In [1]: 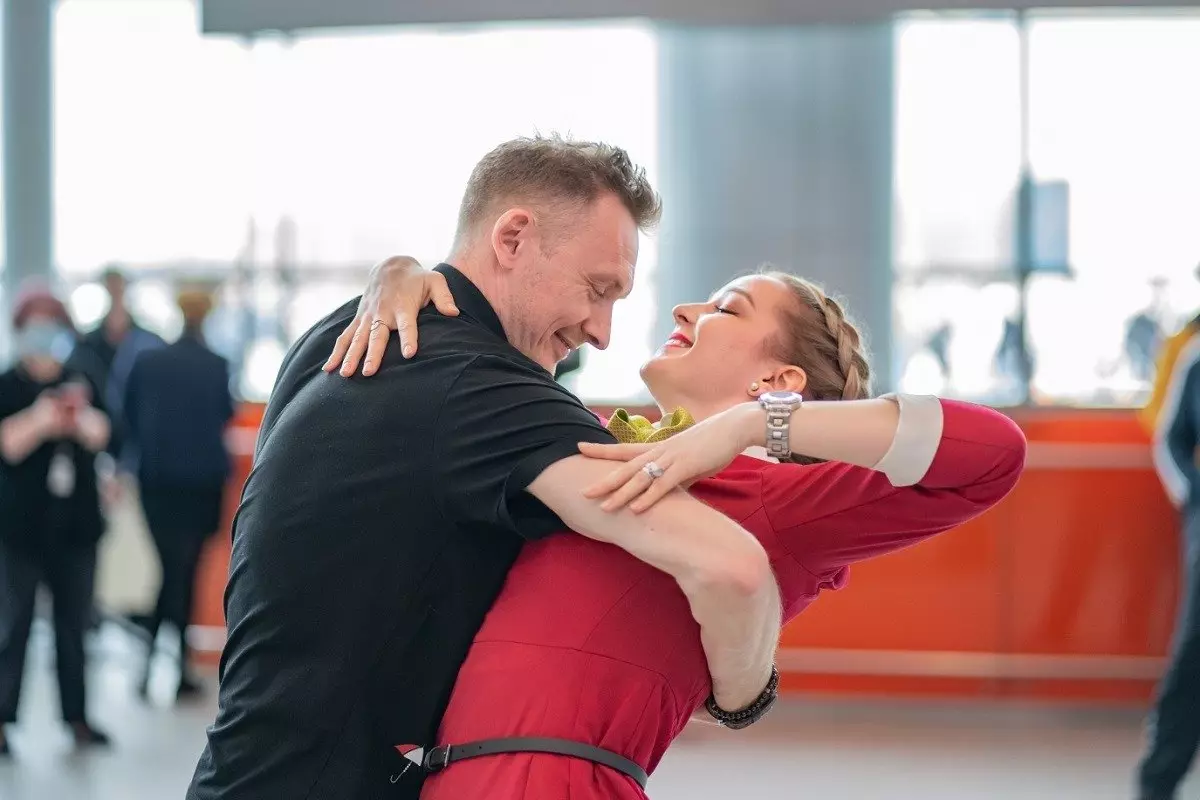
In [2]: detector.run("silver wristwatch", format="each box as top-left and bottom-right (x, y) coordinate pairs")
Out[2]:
(757, 391), (804, 460)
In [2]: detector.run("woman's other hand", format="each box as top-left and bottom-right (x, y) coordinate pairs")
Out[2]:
(578, 404), (761, 513)
(323, 256), (459, 377)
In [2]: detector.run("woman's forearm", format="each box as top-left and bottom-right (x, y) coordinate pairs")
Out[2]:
(733, 393), (941, 486)
(732, 396), (901, 469)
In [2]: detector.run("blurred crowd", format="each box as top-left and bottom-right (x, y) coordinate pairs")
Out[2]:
(0, 271), (234, 756)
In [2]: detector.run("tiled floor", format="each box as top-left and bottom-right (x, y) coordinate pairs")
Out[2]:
(0, 623), (1195, 799)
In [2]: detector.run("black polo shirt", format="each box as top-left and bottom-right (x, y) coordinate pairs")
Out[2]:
(187, 265), (616, 800)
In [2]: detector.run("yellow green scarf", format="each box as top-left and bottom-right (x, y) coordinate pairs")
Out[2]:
(605, 407), (695, 444)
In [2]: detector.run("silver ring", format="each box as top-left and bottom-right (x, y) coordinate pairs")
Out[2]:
(642, 462), (665, 480)
(369, 319), (386, 331)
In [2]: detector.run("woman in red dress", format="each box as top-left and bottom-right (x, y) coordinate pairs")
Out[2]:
(330, 263), (1026, 799)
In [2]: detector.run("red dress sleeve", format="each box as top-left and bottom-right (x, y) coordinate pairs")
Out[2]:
(760, 399), (1026, 582)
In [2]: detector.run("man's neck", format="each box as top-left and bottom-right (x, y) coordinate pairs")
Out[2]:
(446, 250), (509, 329)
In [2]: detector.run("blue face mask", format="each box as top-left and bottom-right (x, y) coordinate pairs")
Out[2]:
(15, 321), (74, 362)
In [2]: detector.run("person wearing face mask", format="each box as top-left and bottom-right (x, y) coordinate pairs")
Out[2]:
(0, 286), (113, 756)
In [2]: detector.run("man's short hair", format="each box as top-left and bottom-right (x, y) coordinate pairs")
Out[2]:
(455, 135), (662, 246)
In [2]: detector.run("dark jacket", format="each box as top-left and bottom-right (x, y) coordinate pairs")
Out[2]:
(123, 335), (235, 488)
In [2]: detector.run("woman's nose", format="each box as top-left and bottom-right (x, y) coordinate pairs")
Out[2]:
(673, 303), (699, 325)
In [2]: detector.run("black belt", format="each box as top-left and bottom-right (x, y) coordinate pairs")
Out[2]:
(423, 736), (649, 789)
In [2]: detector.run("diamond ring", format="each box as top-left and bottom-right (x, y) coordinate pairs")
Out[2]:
(642, 462), (665, 480)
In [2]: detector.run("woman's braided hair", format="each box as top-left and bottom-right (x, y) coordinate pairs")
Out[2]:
(759, 268), (871, 465)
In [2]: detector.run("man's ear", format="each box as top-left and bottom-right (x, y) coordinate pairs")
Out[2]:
(491, 208), (536, 270)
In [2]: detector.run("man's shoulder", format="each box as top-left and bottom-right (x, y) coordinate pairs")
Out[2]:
(174, 339), (228, 367)
(130, 341), (183, 374)
(377, 310), (551, 382)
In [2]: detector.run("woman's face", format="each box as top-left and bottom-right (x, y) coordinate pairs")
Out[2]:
(640, 275), (801, 416)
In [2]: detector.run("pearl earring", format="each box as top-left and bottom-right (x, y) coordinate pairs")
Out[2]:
(749, 382), (760, 394)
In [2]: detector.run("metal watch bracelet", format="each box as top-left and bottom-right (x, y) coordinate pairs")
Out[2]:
(757, 391), (803, 460)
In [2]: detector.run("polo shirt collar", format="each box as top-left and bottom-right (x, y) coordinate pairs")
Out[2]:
(434, 263), (506, 340)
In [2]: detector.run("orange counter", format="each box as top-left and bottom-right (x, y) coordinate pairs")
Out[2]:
(193, 404), (1180, 705)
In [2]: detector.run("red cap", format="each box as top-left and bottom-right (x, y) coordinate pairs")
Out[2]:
(12, 284), (76, 333)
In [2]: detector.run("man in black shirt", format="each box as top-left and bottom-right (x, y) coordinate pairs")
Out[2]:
(188, 137), (781, 799)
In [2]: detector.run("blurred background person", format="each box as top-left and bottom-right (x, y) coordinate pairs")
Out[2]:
(67, 267), (166, 470)
(1139, 324), (1200, 800)
(0, 285), (113, 755)
(122, 285), (234, 702)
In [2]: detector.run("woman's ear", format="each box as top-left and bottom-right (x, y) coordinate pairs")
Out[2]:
(765, 366), (807, 394)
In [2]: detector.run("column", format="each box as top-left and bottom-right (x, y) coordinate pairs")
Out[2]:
(3, 0), (55, 304)
(654, 24), (896, 390)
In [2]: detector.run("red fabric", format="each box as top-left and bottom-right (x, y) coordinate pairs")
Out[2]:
(421, 400), (1026, 800)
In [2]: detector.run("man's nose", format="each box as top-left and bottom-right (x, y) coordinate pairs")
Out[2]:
(582, 310), (613, 351)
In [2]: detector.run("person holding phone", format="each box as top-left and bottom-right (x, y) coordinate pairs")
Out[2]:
(0, 285), (113, 756)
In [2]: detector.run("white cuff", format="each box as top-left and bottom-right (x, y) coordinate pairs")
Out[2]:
(871, 393), (944, 487)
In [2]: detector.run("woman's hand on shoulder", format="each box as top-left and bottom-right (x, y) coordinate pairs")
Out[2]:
(323, 256), (460, 377)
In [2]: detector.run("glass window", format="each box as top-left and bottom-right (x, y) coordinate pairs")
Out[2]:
(893, 16), (1021, 276)
(1025, 12), (1200, 405)
(261, 23), (660, 403)
(894, 277), (1023, 405)
(53, 6), (660, 402)
(893, 15), (1022, 402)
(895, 11), (1200, 406)
(54, 0), (253, 274)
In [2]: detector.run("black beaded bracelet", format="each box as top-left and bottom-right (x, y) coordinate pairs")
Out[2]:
(704, 666), (780, 730)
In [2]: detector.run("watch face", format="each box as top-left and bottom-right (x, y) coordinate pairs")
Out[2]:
(760, 391), (803, 406)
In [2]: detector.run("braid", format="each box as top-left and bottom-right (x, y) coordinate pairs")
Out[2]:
(812, 291), (869, 401)
(759, 267), (871, 404)
(755, 269), (872, 465)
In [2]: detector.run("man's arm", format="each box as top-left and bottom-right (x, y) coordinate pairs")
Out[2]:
(432, 354), (780, 714)
(528, 455), (781, 713)
(1163, 358), (1200, 504)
